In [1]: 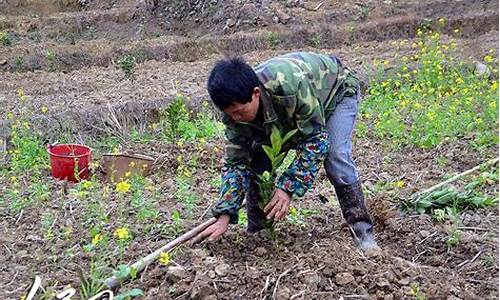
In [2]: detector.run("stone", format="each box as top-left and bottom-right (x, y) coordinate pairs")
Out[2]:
(254, 247), (268, 256)
(272, 16), (279, 23)
(0, 59), (7, 65)
(275, 286), (291, 300)
(225, 18), (236, 27)
(208, 270), (216, 279)
(190, 281), (216, 300)
(377, 278), (391, 288)
(397, 277), (410, 285)
(322, 266), (335, 277)
(303, 271), (321, 287)
(167, 266), (188, 283)
(214, 263), (230, 277)
(276, 9), (291, 24)
(335, 272), (355, 285)
(419, 230), (431, 238)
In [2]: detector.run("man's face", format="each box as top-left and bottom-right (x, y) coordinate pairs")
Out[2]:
(223, 87), (260, 122)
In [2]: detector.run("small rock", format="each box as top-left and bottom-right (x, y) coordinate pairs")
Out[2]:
(214, 263), (230, 277)
(303, 271), (321, 287)
(397, 277), (410, 285)
(208, 270), (216, 279)
(276, 9), (291, 24)
(254, 247), (268, 256)
(335, 272), (355, 285)
(322, 266), (335, 277)
(275, 286), (291, 300)
(202, 256), (217, 265)
(419, 230), (431, 238)
(475, 62), (491, 77)
(377, 278), (391, 288)
(190, 281), (216, 300)
(195, 18), (200, 22)
(272, 16), (279, 23)
(26, 234), (42, 242)
(167, 266), (188, 283)
(0, 59), (7, 65)
(225, 18), (236, 27)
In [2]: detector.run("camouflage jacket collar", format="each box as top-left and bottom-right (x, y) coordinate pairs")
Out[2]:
(258, 83), (277, 126)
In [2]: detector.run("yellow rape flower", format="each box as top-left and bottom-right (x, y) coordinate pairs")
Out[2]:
(159, 252), (170, 265)
(114, 227), (130, 240)
(41, 106), (48, 113)
(82, 180), (93, 189)
(438, 17), (446, 25)
(484, 55), (494, 63)
(491, 81), (498, 91)
(115, 181), (131, 193)
(92, 234), (102, 245)
(396, 180), (405, 188)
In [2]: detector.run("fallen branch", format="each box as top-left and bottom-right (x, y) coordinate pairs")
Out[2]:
(412, 157), (499, 200)
(104, 217), (217, 289)
(104, 201), (246, 289)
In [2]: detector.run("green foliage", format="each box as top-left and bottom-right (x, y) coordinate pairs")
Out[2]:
(257, 126), (297, 236)
(117, 54), (136, 78)
(287, 206), (319, 228)
(0, 31), (11, 46)
(115, 288), (144, 300)
(409, 282), (426, 300)
(266, 31), (279, 49)
(161, 95), (223, 142)
(413, 172), (498, 215)
(360, 28), (499, 149)
(9, 121), (47, 173)
(15, 55), (24, 70)
(78, 264), (107, 299)
(46, 49), (56, 72)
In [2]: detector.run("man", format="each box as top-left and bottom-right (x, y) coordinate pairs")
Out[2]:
(195, 52), (378, 251)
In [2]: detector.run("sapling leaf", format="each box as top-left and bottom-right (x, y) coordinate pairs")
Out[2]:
(282, 129), (298, 145)
(262, 145), (275, 160)
(273, 152), (286, 171)
(270, 126), (282, 154)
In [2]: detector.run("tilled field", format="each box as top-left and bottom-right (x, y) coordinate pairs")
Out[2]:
(0, 0), (498, 299)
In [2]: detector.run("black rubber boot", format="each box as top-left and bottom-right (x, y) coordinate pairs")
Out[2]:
(334, 180), (379, 252)
(246, 179), (267, 234)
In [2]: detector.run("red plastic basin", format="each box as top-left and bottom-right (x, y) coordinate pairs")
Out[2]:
(47, 144), (92, 182)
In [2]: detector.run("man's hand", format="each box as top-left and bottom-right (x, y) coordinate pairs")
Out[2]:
(191, 214), (230, 244)
(264, 189), (291, 221)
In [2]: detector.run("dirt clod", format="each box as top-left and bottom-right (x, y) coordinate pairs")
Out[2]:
(214, 263), (230, 277)
(335, 272), (355, 285)
(167, 266), (189, 283)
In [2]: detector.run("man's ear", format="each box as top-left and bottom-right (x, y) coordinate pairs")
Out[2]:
(253, 87), (261, 99)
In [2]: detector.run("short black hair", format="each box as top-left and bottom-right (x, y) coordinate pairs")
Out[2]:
(207, 57), (259, 110)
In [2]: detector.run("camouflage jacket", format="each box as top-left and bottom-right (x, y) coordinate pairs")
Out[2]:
(213, 52), (359, 223)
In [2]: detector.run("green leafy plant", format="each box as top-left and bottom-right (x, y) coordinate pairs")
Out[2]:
(257, 125), (297, 237)
(266, 31), (279, 49)
(78, 264), (107, 299)
(115, 288), (144, 300)
(163, 94), (188, 140)
(0, 31), (11, 46)
(46, 49), (56, 72)
(117, 54), (136, 78)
